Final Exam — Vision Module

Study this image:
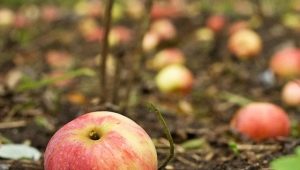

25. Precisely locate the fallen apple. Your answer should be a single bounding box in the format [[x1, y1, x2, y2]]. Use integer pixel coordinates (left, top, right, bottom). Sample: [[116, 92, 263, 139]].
[[231, 102, 290, 141], [282, 80, 300, 106], [143, 31, 160, 52], [206, 15, 226, 33], [228, 20, 249, 35], [44, 111, 157, 170], [155, 64, 193, 94], [0, 8, 15, 27], [270, 48, 300, 79], [228, 29, 262, 59], [150, 48, 185, 70], [109, 26, 133, 47], [151, 19, 177, 41]]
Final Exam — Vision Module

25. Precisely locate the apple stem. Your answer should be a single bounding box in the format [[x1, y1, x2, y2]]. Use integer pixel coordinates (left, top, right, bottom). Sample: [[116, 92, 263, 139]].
[[100, 0, 115, 105], [89, 130, 100, 140], [147, 103, 175, 170]]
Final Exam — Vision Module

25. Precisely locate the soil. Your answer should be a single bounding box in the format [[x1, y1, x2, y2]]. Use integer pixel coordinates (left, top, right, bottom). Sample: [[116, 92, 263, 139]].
[[1, 1, 300, 170]]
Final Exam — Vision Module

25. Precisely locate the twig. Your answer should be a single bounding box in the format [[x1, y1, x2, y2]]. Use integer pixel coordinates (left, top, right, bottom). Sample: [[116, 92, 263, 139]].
[[100, 0, 115, 105], [147, 103, 174, 170], [0, 120, 27, 129], [122, 0, 153, 111]]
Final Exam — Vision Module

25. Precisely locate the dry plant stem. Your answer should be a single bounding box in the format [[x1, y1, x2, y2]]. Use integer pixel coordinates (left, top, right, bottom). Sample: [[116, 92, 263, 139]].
[[147, 104, 175, 170], [0, 120, 27, 129], [100, 0, 114, 105], [122, 0, 153, 111]]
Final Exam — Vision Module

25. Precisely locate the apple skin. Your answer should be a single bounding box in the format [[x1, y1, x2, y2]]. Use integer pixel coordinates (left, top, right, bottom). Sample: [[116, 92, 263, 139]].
[[151, 19, 177, 41], [143, 31, 160, 52], [155, 64, 194, 94], [270, 48, 300, 79], [150, 48, 185, 70], [282, 80, 300, 106], [206, 15, 226, 33], [44, 111, 157, 170], [228, 29, 262, 59], [230, 102, 290, 141]]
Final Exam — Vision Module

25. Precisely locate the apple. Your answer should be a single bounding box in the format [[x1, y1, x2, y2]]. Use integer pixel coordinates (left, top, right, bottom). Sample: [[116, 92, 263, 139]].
[[206, 15, 226, 33], [46, 50, 73, 70], [270, 48, 300, 79], [14, 13, 30, 28], [143, 31, 160, 52], [150, 48, 185, 70], [78, 18, 104, 42], [0, 8, 15, 27], [195, 27, 215, 42], [228, 29, 262, 59], [282, 80, 300, 106], [151, 19, 177, 41], [126, 0, 144, 19], [109, 26, 133, 47], [74, 0, 103, 17], [228, 21, 249, 35], [155, 64, 193, 94], [41, 5, 61, 23], [44, 111, 157, 170], [230, 102, 290, 141], [151, 3, 181, 19]]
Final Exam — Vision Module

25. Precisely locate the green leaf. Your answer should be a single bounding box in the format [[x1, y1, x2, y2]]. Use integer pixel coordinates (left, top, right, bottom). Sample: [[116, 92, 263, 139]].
[[180, 138, 204, 150], [16, 68, 96, 92], [271, 147, 300, 170]]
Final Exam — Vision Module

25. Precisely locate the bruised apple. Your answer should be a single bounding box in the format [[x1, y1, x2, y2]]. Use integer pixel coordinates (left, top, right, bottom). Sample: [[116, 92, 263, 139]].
[[44, 111, 157, 170], [231, 102, 290, 141], [155, 64, 193, 94], [282, 80, 300, 106], [270, 48, 300, 79], [228, 29, 262, 59]]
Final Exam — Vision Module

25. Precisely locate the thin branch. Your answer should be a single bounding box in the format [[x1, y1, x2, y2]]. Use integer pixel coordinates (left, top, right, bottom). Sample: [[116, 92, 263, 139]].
[[100, 0, 115, 105], [122, 0, 153, 111], [147, 103, 175, 170]]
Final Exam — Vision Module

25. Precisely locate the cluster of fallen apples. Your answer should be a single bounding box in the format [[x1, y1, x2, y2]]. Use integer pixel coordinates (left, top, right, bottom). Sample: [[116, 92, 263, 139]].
[[37, 1, 300, 170]]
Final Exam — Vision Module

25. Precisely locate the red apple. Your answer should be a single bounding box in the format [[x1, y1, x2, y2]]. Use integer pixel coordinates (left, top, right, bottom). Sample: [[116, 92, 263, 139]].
[[109, 26, 133, 47], [44, 111, 157, 170], [41, 5, 61, 23], [151, 4, 181, 19], [14, 13, 30, 28], [151, 19, 177, 41], [46, 50, 73, 70], [282, 80, 300, 106], [78, 18, 104, 42], [150, 48, 185, 70], [228, 29, 262, 59], [231, 102, 290, 141], [206, 15, 226, 33], [155, 64, 193, 94], [228, 21, 249, 35], [270, 48, 300, 79], [143, 31, 160, 52], [74, 0, 103, 17]]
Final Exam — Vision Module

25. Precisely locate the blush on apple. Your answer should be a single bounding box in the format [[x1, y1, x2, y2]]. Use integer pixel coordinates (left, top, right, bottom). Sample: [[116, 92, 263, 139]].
[[150, 48, 185, 70], [206, 15, 226, 33], [44, 111, 157, 170], [78, 18, 104, 42], [282, 80, 300, 106], [228, 29, 262, 59], [230, 102, 290, 141], [150, 3, 181, 19], [270, 48, 300, 79], [155, 64, 194, 94], [46, 50, 73, 70]]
